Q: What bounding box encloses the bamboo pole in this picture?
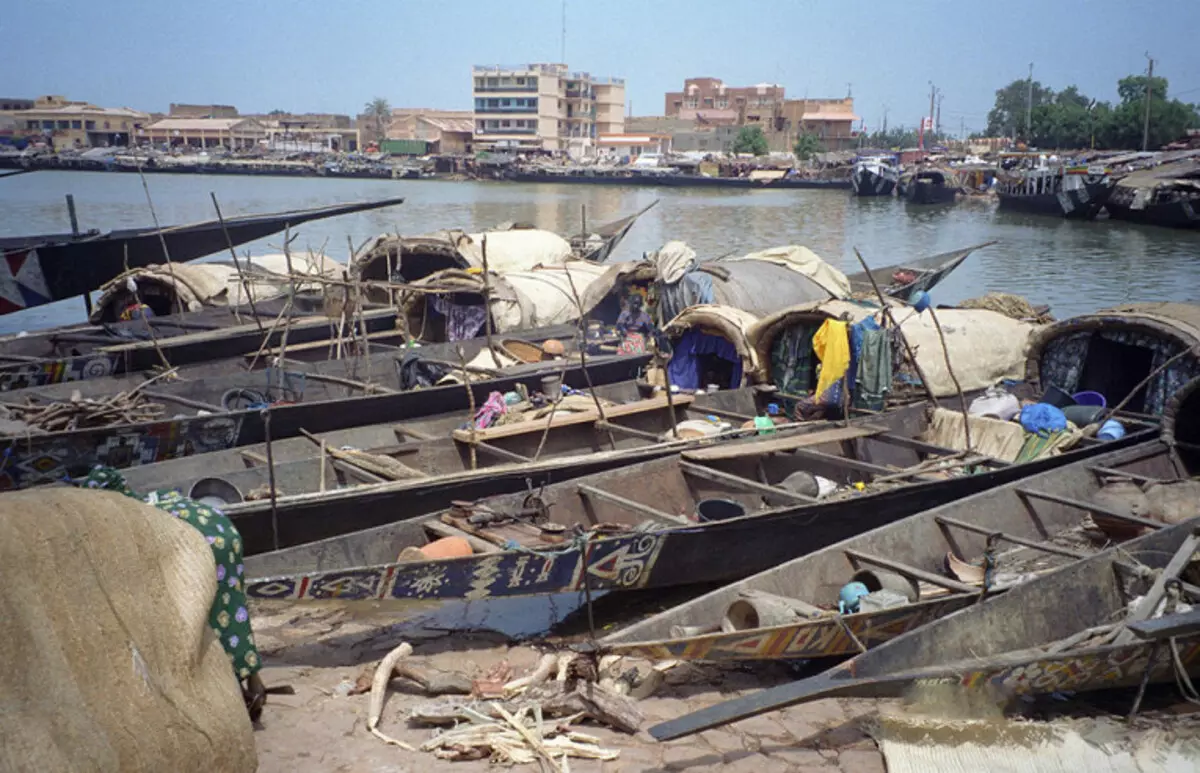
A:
[924,305,972,451]
[210,192,263,330]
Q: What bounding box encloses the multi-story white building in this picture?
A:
[471,63,625,154]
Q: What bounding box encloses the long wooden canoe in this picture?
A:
[240,403,1159,602]
[0,195,405,316]
[649,490,1200,741]
[602,440,1180,662]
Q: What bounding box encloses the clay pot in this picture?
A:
[1090,480,1151,540]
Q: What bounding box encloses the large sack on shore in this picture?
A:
[0,487,256,773]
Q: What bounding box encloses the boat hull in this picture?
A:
[905,182,958,205]
[996,179,1113,220]
[1105,198,1200,229]
[851,166,898,197]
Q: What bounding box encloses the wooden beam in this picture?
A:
[1086,466,1166,485]
[1115,531,1200,645]
[1126,608,1200,641]
[451,394,694,443]
[678,460,818,503]
[842,548,977,594]
[934,515,1089,559]
[142,389,224,413]
[870,432,957,456]
[595,420,662,442]
[472,440,533,464]
[680,424,883,462]
[577,485,689,526]
[394,424,437,441]
[784,447,898,477]
[1015,487,1165,530]
[331,457,387,484]
[423,520,502,553]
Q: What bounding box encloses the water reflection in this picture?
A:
[1,170,1198,334]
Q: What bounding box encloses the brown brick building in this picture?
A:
[664,77,786,128]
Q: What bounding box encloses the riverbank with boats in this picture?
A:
[3,161,1200,770]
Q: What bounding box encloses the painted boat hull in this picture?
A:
[996,179,1113,220]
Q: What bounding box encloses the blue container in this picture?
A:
[696,498,746,522]
[1097,419,1126,441]
[1072,390,1107,408]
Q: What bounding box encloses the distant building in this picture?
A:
[14,97,149,148]
[139,117,267,149]
[664,78,785,128]
[0,97,34,112]
[389,109,475,154]
[253,113,358,152]
[472,63,625,154]
[597,133,671,159]
[169,103,239,119]
[779,98,860,151]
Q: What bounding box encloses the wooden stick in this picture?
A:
[480,234,502,368]
[141,389,223,413]
[458,345,477,471]
[532,358,571,463]
[924,305,971,451]
[319,439,327,493]
[135,162,184,317]
[211,192,263,330]
[561,264,617,449]
[1104,347,1196,427]
[261,407,280,551]
[851,247,939,405]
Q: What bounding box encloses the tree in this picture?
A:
[864,127,919,149]
[268,109,287,116]
[363,97,392,144]
[731,125,768,155]
[986,78,1055,138]
[793,133,823,160]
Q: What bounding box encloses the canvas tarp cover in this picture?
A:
[722,245,852,298]
[663,304,762,384]
[0,487,256,773]
[357,228,574,276]
[750,301,1040,397]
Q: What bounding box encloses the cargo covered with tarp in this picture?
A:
[661,304,762,391]
[89,252,342,323]
[749,300,1039,413]
[399,260,639,343]
[353,226,575,297]
[1027,302,1200,417]
[648,241,849,323]
[0,487,255,772]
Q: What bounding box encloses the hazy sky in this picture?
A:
[4,0,1198,135]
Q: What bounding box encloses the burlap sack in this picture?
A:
[0,488,257,773]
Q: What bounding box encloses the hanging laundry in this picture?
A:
[853,319,892,411]
[812,319,851,403]
[430,296,488,341]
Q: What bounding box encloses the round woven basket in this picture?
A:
[499,338,548,364]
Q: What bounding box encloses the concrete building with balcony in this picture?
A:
[665,78,785,128]
[472,63,625,154]
[13,96,148,148]
[389,109,474,154]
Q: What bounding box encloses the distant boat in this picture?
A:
[995,163,1113,219]
[901,168,960,205]
[850,155,901,197]
[0,196,406,316]
[1105,156,1200,230]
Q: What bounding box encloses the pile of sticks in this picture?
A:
[0,389,166,434]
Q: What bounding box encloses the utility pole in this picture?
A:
[936,92,943,137]
[882,105,888,135]
[960,117,966,149]
[1142,52,1155,151]
[922,81,935,151]
[1026,62,1034,142]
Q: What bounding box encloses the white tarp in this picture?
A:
[455,229,574,272]
[722,245,852,298]
[490,261,625,331]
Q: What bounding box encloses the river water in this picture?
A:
[2,170,1198,334]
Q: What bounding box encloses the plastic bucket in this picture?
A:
[1072,390,1107,407]
[1063,404,1105,426]
[188,477,243,508]
[696,498,746,522]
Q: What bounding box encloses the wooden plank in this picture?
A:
[843,548,977,594]
[785,447,898,476]
[595,420,663,442]
[934,515,1089,559]
[871,432,957,456]
[451,394,694,442]
[252,328,409,359]
[1087,466,1166,485]
[1015,487,1166,530]
[678,460,818,503]
[577,485,689,526]
[1115,532,1200,645]
[1126,608,1200,641]
[680,424,883,462]
[473,441,533,464]
[423,520,502,554]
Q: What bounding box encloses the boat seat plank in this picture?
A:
[678,460,817,503]
[452,394,694,443]
[681,425,883,462]
[577,485,689,526]
[1015,487,1165,530]
[1115,531,1200,645]
[423,520,502,554]
[595,420,664,442]
[934,515,1090,559]
[842,548,977,594]
[1087,466,1166,484]
[441,513,562,550]
[1126,608,1200,640]
[473,441,533,464]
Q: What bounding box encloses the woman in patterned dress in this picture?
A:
[79,467,267,718]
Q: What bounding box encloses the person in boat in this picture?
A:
[616,292,655,355]
[78,467,267,719]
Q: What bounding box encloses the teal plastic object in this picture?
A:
[839,581,870,614]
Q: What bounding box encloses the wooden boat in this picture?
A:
[0,196,405,316]
[995,163,1113,219]
[241,399,1160,602]
[1105,157,1200,230]
[0,335,651,490]
[1164,375,1200,475]
[602,439,1179,662]
[350,202,657,289]
[846,242,989,300]
[850,156,900,197]
[649,494,1200,741]
[901,168,959,206]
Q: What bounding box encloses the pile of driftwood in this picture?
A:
[0,390,166,435]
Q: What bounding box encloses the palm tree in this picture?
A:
[363,97,391,143]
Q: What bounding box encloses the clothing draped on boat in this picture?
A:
[80,467,261,681]
[813,319,851,402]
[666,328,744,390]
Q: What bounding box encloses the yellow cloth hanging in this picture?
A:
[812,319,851,399]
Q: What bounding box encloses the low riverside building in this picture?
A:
[389,109,474,153]
[139,117,267,149]
[472,63,625,154]
[13,95,148,148]
[597,132,671,160]
[779,97,860,151]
